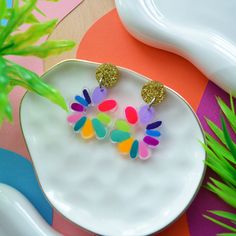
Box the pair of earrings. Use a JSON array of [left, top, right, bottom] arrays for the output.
[[67, 63, 165, 160]]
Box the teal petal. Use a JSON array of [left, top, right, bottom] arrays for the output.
[[74, 116, 87, 132], [110, 130, 131, 143], [92, 118, 107, 139], [130, 140, 139, 159]]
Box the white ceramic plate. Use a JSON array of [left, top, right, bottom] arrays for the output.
[[115, 0, 236, 96], [20, 60, 205, 236]]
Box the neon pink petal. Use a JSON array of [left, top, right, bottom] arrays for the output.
[[139, 141, 150, 160], [125, 106, 138, 124], [98, 99, 117, 112], [67, 113, 83, 124]]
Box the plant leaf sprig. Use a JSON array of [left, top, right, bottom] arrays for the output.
[[0, 0, 75, 125], [203, 95, 236, 235]]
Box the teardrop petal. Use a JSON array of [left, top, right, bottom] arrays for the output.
[[139, 105, 155, 124], [81, 119, 94, 139], [146, 121, 162, 130], [74, 116, 87, 132], [115, 119, 131, 132], [139, 141, 150, 160], [110, 130, 131, 143], [98, 100, 117, 112], [75, 95, 88, 107], [146, 129, 161, 137], [67, 113, 83, 124], [92, 86, 107, 105], [125, 106, 138, 124], [143, 136, 159, 146], [71, 103, 84, 112], [83, 88, 91, 104], [118, 138, 134, 154], [92, 118, 107, 139], [130, 140, 139, 159], [97, 113, 112, 125]]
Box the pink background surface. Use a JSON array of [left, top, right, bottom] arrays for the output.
[[0, 0, 83, 160]]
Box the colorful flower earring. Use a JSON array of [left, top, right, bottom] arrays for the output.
[[67, 63, 119, 140], [110, 81, 166, 160]]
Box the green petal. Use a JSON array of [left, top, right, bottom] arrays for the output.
[[97, 112, 111, 125], [115, 119, 131, 132]]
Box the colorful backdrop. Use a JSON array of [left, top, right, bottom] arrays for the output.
[[0, 1, 234, 236]]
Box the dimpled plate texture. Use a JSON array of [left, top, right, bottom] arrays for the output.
[[20, 60, 205, 236]]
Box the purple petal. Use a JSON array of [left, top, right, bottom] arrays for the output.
[[143, 136, 159, 146], [92, 86, 107, 105], [139, 105, 155, 124], [146, 121, 162, 130], [83, 88, 91, 104], [71, 103, 84, 112]]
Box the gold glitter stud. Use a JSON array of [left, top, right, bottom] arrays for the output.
[[141, 81, 166, 105], [96, 63, 119, 88]]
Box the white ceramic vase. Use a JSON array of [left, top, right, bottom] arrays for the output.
[[115, 0, 236, 95]]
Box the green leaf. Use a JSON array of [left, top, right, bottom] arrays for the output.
[[24, 13, 39, 24], [206, 133, 236, 164], [203, 214, 236, 233], [0, 91, 12, 124], [34, 6, 46, 17], [7, 19, 57, 50], [207, 178, 236, 208], [206, 118, 226, 145], [218, 233, 236, 236], [204, 144, 236, 187], [217, 97, 236, 133], [0, 0, 7, 21], [6, 60, 68, 111], [209, 210, 236, 223], [4, 40, 75, 58], [0, 0, 37, 48], [221, 116, 236, 161]]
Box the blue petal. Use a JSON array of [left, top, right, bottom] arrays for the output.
[[75, 95, 88, 107]]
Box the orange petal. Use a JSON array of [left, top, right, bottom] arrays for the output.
[[118, 138, 134, 154], [81, 119, 94, 139]]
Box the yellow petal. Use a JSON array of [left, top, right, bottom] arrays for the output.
[[118, 138, 134, 154], [81, 119, 94, 139]]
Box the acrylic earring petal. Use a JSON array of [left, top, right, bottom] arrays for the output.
[[98, 100, 117, 112], [74, 116, 87, 132], [143, 136, 159, 146], [67, 113, 83, 124], [111, 130, 131, 143], [83, 88, 91, 104], [146, 121, 162, 130], [92, 118, 107, 139], [130, 140, 139, 159], [115, 119, 131, 132], [71, 103, 84, 112], [139, 141, 150, 160], [139, 105, 155, 124], [146, 129, 161, 137], [92, 86, 107, 105], [75, 95, 88, 107], [118, 138, 134, 154], [97, 113, 112, 125], [81, 119, 94, 139], [125, 106, 138, 125]]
